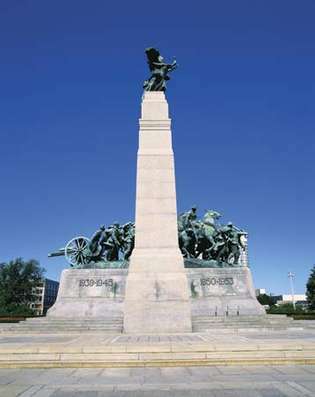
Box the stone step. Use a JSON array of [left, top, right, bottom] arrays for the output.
[[24, 318, 122, 323], [6, 328, 121, 332], [193, 324, 305, 332], [193, 322, 303, 329], [3, 326, 123, 333], [0, 328, 122, 335], [10, 324, 122, 329], [193, 321, 298, 327], [193, 315, 293, 322], [1, 336, 315, 367], [1, 316, 124, 334], [293, 321, 315, 328], [193, 319, 296, 325], [192, 319, 274, 324], [191, 314, 305, 332], [7, 324, 122, 328], [193, 328, 305, 334], [24, 317, 123, 323], [192, 314, 292, 321], [20, 324, 123, 328], [193, 320, 294, 327]]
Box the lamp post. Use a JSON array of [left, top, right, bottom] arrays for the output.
[[288, 272, 296, 311]]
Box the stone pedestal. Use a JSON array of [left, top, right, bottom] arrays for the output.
[[188, 267, 265, 317], [123, 92, 192, 333], [47, 269, 127, 318], [48, 266, 264, 320]]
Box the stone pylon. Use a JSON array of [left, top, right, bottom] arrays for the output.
[[124, 92, 192, 333]]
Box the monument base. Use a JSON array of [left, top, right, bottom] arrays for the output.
[[47, 268, 127, 319], [48, 265, 264, 332], [188, 267, 265, 317]]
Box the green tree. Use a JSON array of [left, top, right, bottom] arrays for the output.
[[257, 294, 275, 306], [267, 303, 304, 315], [0, 258, 45, 316], [306, 265, 315, 310]]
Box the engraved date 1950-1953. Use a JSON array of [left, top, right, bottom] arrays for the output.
[[200, 277, 234, 286]]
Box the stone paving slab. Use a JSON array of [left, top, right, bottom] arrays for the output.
[[0, 365, 315, 396]]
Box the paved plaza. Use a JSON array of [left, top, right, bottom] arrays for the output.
[[2, 318, 315, 396], [1, 326, 315, 395], [1, 365, 315, 396], [1, 326, 315, 368]]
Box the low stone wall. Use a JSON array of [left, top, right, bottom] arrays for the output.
[[48, 267, 265, 318]]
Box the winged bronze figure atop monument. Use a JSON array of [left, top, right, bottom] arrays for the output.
[[143, 47, 177, 92]]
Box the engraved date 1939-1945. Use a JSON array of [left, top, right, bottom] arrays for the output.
[[79, 278, 114, 288]]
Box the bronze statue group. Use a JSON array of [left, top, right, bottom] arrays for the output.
[[88, 222, 135, 263], [87, 207, 246, 267], [178, 207, 246, 266]]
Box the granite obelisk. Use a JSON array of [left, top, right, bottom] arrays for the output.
[[123, 91, 192, 333]]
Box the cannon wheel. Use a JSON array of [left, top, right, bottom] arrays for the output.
[[65, 236, 91, 267]]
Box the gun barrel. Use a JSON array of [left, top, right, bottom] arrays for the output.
[[48, 249, 65, 258]]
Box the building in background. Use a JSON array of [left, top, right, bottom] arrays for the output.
[[30, 278, 59, 315], [255, 289, 307, 308], [255, 288, 266, 297], [275, 294, 307, 308]]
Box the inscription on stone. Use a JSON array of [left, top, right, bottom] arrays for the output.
[[200, 277, 234, 286], [79, 278, 114, 288]]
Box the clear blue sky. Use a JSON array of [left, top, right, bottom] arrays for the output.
[[0, 1, 314, 295]]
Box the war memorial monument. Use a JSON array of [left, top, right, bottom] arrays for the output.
[[47, 47, 264, 332], [1, 48, 315, 368]]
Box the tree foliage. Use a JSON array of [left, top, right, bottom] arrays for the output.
[[306, 265, 315, 310], [267, 303, 305, 315], [256, 294, 275, 306], [0, 258, 45, 316]]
